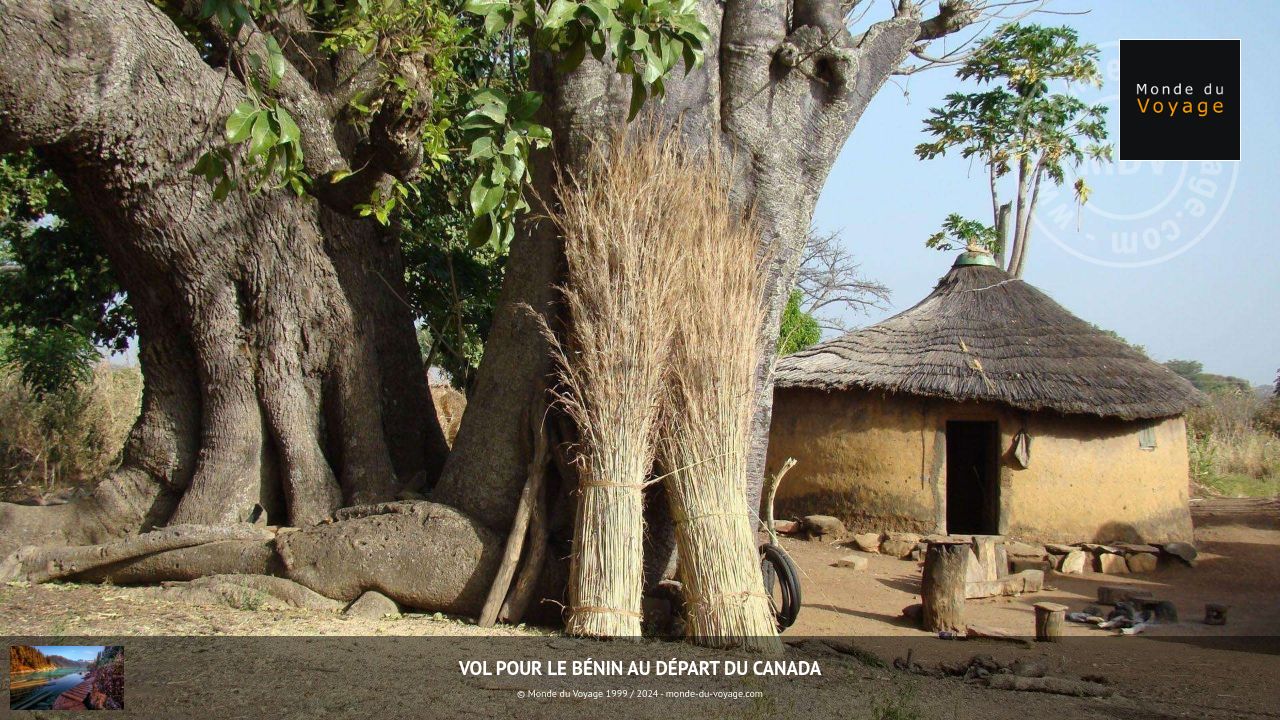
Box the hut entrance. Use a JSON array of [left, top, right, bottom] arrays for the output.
[[945, 421, 1000, 535]]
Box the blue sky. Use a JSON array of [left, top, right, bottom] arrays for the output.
[[33, 646, 103, 663], [819, 0, 1278, 385]]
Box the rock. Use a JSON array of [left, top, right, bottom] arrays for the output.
[[1125, 552, 1158, 574], [1004, 540, 1047, 558], [965, 579, 1005, 599], [880, 539, 916, 559], [1141, 599, 1178, 622], [1117, 543, 1160, 555], [836, 554, 869, 571], [1057, 550, 1087, 575], [852, 532, 882, 553], [1096, 553, 1129, 575], [1011, 557, 1052, 574], [1097, 585, 1153, 605], [901, 603, 923, 621], [803, 515, 846, 540], [1160, 542, 1198, 566], [773, 519, 801, 535], [1080, 543, 1120, 554], [1044, 543, 1076, 555], [344, 590, 401, 620], [1018, 569, 1045, 593], [887, 531, 922, 544]]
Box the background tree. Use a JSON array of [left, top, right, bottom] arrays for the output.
[[796, 227, 889, 334], [916, 23, 1111, 276], [777, 290, 821, 356]]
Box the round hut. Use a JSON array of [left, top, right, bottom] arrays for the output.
[[768, 251, 1201, 544]]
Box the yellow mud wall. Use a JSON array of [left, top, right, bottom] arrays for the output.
[[766, 388, 1193, 543]]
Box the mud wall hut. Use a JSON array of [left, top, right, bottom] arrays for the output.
[[767, 252, 1201, 544]]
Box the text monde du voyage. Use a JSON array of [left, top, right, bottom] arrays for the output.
[[1134, 82, 1228, 118]]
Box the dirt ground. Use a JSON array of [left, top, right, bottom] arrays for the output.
[[2, 497, 1277, 719]]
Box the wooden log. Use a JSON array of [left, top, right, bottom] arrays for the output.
[[498, 418, 552, 625], [922, 541, 969, 633], [478, 391, 548, 628], [1034, 601, 1068, 642]]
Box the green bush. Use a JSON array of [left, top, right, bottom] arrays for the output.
[[1186, 390, 1280, 498]]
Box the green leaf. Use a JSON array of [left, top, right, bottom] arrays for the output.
[[469, 177, 503, 216], [627, 75, 646, 121], [225, 101, 258, 143], [329, 168, 355, 184], [276, 107, 301, 145], [558, 40, 588, 73], [265, 36, 286, 90], [467, 136, 496, 160], [509, 91, 543, 120], [248, 113, 278, 158], [467, 213, 494, 248], [544, 0, 577, 29]]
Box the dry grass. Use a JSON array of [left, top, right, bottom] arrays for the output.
[[0, 361, 142, 503], [655, 147, 781, 653], [548, 132, 686, 638], [1187, 391, 1280, 498]]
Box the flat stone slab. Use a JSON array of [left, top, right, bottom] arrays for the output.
[[835, 554, 869, 571]]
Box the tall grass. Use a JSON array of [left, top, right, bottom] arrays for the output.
[[0, 361, 142, 502], [550, 133, 685, 638], [655, 148, 781, 653], [1186, 390, 1280, 498]]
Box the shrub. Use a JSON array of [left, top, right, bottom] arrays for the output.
[[1186, 390, 1280, 498], [0, 360, 141, 501]]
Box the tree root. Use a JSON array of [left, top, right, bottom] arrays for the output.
[[0, 524, 275, 584], [0, 501, 514, 617]]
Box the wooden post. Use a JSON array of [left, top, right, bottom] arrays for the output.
[[922, 541, 969, 632], [1034, 601, 1068, 641]]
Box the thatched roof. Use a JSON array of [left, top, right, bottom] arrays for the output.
[[775, 257, 1201, 420]]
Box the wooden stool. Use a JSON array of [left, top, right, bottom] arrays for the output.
[[922, 541, 969, 632], [1033, 602, 1068, 641]]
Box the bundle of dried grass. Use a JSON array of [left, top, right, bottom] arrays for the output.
[[548, 133, 685, 638], [657, 152, 782, 653]]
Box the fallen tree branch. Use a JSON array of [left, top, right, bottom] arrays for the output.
[[480, 387, 549, 627]]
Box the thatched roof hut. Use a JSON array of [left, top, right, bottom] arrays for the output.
[[776, 253, 1200, 420], [767, 252, 1199, 545]]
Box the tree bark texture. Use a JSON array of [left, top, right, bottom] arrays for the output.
[[0, 0, 449, 556]]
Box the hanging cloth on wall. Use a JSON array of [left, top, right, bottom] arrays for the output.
[[1012, 428, 1032, 469]]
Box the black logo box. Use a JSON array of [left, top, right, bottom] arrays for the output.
[[1119, 39, 1240, 161]]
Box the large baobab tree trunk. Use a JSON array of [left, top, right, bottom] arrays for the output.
[[0, 0, 450, 557], [438, 0, 975, 533]]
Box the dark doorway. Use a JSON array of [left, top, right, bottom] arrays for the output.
[[945, 421, 1000, 535]]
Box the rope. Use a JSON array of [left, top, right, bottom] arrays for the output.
[[570, 605, 645, 618]]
